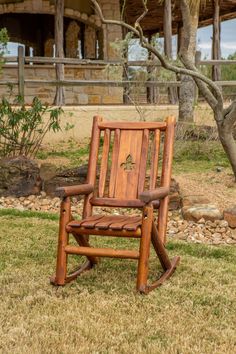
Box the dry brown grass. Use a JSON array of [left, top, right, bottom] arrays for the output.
[[175, 168, 236, 211], [1, 212, 236, 354]]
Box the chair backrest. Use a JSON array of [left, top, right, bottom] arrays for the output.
[[85, 116, 175, 209]]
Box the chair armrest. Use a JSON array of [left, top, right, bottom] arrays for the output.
[[139, 187, 169, 203], [55, 184, 94, 198]]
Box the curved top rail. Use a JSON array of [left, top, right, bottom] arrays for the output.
[[98, 121, 167, 131]]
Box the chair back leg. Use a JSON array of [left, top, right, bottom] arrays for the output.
[[151, 222, 172, 270]]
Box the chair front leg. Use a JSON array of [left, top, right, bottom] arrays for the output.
[[136, 204, 153, 294], [54, 196, 71, 285]]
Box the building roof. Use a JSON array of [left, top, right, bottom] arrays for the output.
[[123, 0, 236, 35]]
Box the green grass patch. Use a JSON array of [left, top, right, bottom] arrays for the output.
[[0, 214, 236, 353], [173, 140, 230, 173], [37, 145, 90, 165], [0, 208, 58, 221], [167, 241, 236, 263]]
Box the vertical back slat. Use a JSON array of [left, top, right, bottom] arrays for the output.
[[138, 129, 149, 195], [149, 129, 160, 189], [83, 115, 102, 218], [109, 128, 120, 197], [98, 129, 111, 197], [115, 130, 143, 199], [160, 118, 175, 187]]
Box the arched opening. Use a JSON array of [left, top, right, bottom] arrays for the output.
[[0, 13, 103, 59]]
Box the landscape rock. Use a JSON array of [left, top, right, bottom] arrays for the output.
[[182, 204, 222, 222], [39, 163, 58, 181], [0, 156, 41, 197], [169, 192, 181, 211], [223, 206, 236, 228], [43, 165, 88, 197], [231, 229, 236, 240], [181, 195, 210, 208]]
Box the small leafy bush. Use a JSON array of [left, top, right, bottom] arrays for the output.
[[0, 96, 63, 158], [0, 28, 8, 72]]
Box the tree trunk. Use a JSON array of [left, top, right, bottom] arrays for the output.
[[178, 1, 200, 122], [54, 0, 65, 106], [179, 76, 195, 121], [216, 102, 236, 179]]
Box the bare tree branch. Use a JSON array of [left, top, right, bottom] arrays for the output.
[[91, 0, 223, 120], [135, 0, 148, 27]]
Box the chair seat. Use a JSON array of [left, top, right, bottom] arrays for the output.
[[67, 215, 142, 231]]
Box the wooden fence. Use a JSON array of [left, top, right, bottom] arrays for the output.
[[1, 46, 236, 104]]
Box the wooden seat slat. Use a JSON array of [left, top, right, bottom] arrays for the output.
[[67, 215, 102, 228], [79, 215, 104, 228], [94, 215, 126, 230], [109, 216, 141, 230], [67, 215, 142, 232], [122, 217, 142, 231]]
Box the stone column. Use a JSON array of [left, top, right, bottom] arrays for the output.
[[97, 29, 104, 59], [96, 0, 123, 103], [98, 0, 122, 60], [44, 36, 54, 57], [84, 25, 96, 59], [66, 20, 80, 58]]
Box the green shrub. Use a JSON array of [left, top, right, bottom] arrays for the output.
[[0, 27, 8, 72], [0, 96, 63, 158]]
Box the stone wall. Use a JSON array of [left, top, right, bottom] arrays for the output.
[[0, 0, 124, 105], [0, 64, 123, 104]]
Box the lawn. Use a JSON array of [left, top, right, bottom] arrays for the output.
[[37, 140, 230, 174], [0, 210, 236, 354]]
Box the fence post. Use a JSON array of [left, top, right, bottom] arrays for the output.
[[18, 45, 25, 99]]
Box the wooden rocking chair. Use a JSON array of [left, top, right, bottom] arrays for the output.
[[51, 116, 180, 294]]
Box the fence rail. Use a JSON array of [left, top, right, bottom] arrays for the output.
[[1, 46, 236, 104], [4, 56, 236, 66]]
